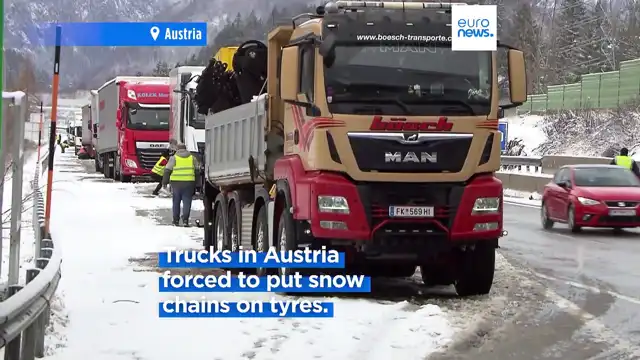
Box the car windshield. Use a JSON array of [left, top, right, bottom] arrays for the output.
[[324, 44, 492, 116], [126, 106, 169, 131], [573, 167, 640, 187]]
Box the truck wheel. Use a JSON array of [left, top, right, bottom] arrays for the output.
[[94, 156, 102, 173], [213, 204, 228, 252], [110, 155, 117, 180], [118, 161, 131, 183], [228, 202, 240, 251], [454, 242, 495, 297], [254, 205, 272, 277], [203, 194, 214, 250], [103, 154, 110, 178], [277, 209, 296, 277]]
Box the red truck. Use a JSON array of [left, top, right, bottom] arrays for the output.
[[95, 76, 171, 182]]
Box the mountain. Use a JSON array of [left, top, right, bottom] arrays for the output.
[[3, 0, 314, 93]]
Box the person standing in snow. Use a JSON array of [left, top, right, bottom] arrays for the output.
[[611, 147, 640, 177], [162, 143, 200, 227]]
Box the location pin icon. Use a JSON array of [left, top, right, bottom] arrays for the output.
[[150, 26, 160, 41]]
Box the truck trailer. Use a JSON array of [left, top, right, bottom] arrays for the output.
[[81, 104, 93, 158], [95, 77, 171, 182], [201, 1, 528, 296]]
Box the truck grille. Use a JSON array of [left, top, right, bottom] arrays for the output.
[[136, 149, 165, 170], [356, 182, 464, 237], [605, 201, 639, 207], [348, 133, 472, 173]]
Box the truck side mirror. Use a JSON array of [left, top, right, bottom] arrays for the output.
[[507, 49, 527, 105], [318, 33, 336, 68], [93, 123, 97, 133]]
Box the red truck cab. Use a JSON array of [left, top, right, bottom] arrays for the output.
[[96, 77, 171, 182]]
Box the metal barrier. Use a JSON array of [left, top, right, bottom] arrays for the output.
[[0, 160, 60, 360], [0, 92, 60, 359]]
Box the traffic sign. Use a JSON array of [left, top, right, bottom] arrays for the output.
[[498, 121, 508, 152]]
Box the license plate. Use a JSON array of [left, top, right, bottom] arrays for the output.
[[609, 209, 636, 216], [389, 206, 434, 217]]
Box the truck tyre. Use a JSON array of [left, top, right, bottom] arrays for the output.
[[118, 159, 132, 183], [203, 194, 214, 250], [103, 154, 111, 178], [454, 242, 495, 297], [213, 203, 228, 252], [94, 156, 102, 173], [276, 208, 296, 277], [254, 205, 272, 277], [110, 154, 117, 180], [228, 201, 240, 251]]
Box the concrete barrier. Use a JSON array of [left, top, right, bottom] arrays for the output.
[[540, 155, 612, 174], [496, 172, 551, 194]]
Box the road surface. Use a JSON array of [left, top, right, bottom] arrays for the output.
[[58, 156, 640, 359], [432, 202, 640, 359]]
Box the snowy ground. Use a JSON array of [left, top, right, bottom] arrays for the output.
[[0, 147, 46, 289], [503, 189, 542, 208], [43, 150, 528, 360]]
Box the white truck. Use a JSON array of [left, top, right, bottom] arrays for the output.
[[170, 66, 206, 190], [169, 66, 206, 154], [81, 104, 93, 157]]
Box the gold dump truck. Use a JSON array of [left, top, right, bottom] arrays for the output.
[[201, 1, 527, 296]]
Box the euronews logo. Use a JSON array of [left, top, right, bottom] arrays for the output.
[[456, 18, 494, 38], [451, 5, 497, 51]]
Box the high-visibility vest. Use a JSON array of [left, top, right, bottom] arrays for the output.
[[169, 155, 195, 181], [152, 156, 167, 176], [615, 155, 633, 169]]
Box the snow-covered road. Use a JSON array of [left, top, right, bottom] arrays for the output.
[[42, 150, 532, 360]]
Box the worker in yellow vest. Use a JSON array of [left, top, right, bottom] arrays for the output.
[[151, 149, 172, 196], [162, 143, 200, 226], [611, 147, 640, 177]]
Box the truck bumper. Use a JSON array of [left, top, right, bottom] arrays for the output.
[[297, 172, 502, 252]]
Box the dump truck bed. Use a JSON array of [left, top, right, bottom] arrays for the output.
[[204, 95, 267, 186]]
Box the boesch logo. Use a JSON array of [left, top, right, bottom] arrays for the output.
[[385, 152, 437, 163]]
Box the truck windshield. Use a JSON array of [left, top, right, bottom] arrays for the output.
[[75, 126, 82, 137], [324, 44, 492, 116], [189, 102, 205, 129], [126, 107, 169, 130]]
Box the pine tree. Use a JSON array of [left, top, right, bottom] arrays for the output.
[[511, 2, 543, 93]]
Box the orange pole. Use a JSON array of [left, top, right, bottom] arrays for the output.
[[44, 26, 61, 236]]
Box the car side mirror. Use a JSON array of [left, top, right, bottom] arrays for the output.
[[558, 180, 571, 189]]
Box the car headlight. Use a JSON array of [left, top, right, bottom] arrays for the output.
[[317, 196, 349, 214], [472, 197, 500, 214], [125, 159, 137, 168], [577, 197, 600, 205]]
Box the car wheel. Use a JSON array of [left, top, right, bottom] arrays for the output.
[[567, 205, 581, 233], [541, 201, 554, 229]]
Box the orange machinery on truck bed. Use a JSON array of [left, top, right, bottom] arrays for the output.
[[201, 1, 527, 296]]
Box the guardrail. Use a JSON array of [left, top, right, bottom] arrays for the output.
[[0, 151, 61, 360], [498, 154, 619, 194]]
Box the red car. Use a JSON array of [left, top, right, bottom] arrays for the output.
[[541, 164, 640, 232]]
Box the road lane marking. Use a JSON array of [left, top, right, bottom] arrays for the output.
[[544, 288, 640, 357], [534, 271, 640, 306]]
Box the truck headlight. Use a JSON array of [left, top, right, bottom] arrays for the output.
[[577, 197, 600, 205], [318, 196, 349, 214], [472, 197, 500, 214], [125, 159, 137, 168]]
